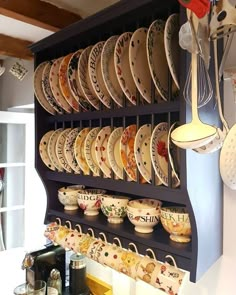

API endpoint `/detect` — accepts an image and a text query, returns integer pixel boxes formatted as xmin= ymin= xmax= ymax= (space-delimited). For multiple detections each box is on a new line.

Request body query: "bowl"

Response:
xmin=77 ymin=188 xmax=106 ymax=216
xmin=160 ymin=207 xmax=191 ymax=243
xmin=58 ymin=185 xmax=85 ymax=210
xmin=127 ymin=199 xmax=162 ymax=233
xmin=100 ymin=194 xmax=130 ymax=223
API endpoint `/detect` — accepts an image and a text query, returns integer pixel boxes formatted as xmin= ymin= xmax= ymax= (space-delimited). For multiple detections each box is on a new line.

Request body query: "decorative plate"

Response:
xmin=147 ymin=19 xmax=177 ymax=100
xmin=49 ymin=57 xmax=72 ymax=113
xmin=88 ymin=41 xmax=112 ymax=109
xmin=64 ymin=127 xmax=81 ymax=174
xmin=74 ymin=127 xmax=90 ymax=175
xmin=59 ymin=53 xmax=79 ymax=112
xmin=47 ymin=129 xmax=64 ymax=171
xmin=78 ymin=46 xmax=100 ymax=110
xmin=150 ymin=122 xmax=180 ymax=188
xmin=84 ymin=127 xmax=100 ymax=176
xmin=164 ymin=13 xmax=180 ymax=90
xmin=134 ymin=124 xmax=161 ymax=184
xmin=34 ymin=61 xmax=55 ymax=115
xmin=94 ymin=126 xmax=112 ymax=178
xmin=42 ymin=61 xmax=64 ymax=114
xmin=56 ymin=128 xmax=73 ymax=173
xmin=129 ymin=27 xmax=153 ymax=103
xmin=120 ymin=125 xmax=145 ymax=182
xmin=39 ymin=130 xmax=56 ymax=171
xmin=114 ymin=32 xmax=137 ymax=105
xmin=107 ymin=127 xmax=124 ymax=179
xmin=67 ymin=50 xmax=91 ymax=111
xmin=101 ymin=35 xmax=124 ymax=107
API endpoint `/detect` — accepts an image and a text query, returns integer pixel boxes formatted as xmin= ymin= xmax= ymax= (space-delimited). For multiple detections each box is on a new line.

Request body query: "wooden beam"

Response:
xmin=0 ymin=34 xmax=33 ymax=60
xmin=0 ymin=0 xmax=81 ymax=32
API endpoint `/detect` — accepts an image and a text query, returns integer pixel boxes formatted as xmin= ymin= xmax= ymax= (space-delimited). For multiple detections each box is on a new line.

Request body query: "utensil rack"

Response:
xmin=30 ymin=0 xmax=223 ymax=282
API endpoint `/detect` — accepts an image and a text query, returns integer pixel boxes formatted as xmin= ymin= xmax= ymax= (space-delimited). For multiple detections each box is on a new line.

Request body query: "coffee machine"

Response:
xmin=22 ymin=244 xmax=65 ymax=289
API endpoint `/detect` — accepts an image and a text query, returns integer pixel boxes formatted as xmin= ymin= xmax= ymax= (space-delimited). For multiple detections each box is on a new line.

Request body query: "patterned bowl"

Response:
xmin=58 ymin=185 xmax=85 ymax=210
xmin=160 ymin=207 xmax=191 ymax=243
xmin=77 ymin=188 xmax=106 ymax=216
xmin=100 ymin=194 xmax=130 ymax=223
xmin=127 ymin=199 xmax=162 ymax=233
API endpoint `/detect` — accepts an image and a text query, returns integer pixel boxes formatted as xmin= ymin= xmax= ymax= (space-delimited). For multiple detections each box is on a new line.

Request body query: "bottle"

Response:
xmin=47 ymin=268 xmax=62 ymax=295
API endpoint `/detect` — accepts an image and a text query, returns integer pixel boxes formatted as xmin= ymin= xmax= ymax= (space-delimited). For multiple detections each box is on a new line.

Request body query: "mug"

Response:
xmin=65 ymin=224 xmax=84 ymax=252
xmin=27 ymin=280 xmax=46 ymax=295
xmin=86 ymin=232 xmax=107 ymax=262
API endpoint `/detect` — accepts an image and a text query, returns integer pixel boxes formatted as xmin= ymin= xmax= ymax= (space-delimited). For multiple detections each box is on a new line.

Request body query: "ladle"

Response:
xmin=171 ymin=12 xmax=217 ymax=149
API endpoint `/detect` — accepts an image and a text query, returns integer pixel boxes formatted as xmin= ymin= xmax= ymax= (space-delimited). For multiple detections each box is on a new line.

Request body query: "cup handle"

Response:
xmin=99 ymin=232 xmax=107 ymax=243
xmin=146 ymin=248 xmax=157 ymax=260
xmin=65 ymin=220 xmax=72 ymax=229
xmin=75 ymin=224 xmax=82 ymax=234
xmin=55 ymin=217 xmax=61 ymax=226
xmin=87 ymin=227 xmax=95 ymax=237
xmin=128 ymin=242 xmax=138 ymax=253
xmin=113 ymin=237 xmax=122 ymax=247
xmin=165 ymin=254 xmax=177 ymax=268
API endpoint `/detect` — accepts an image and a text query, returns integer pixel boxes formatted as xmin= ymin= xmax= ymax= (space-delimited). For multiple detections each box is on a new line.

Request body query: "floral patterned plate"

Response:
xmin=107 ymin=127 xmax=124 ymax=180
xmin=78 ymin=46 xmax=100 ymax=110
xmin=84 ymin=127 xmax=100 ymax=176
xmin=134 ymin=124 xmax=161 ymax=184
xmin=95 ymin=126 xmax=112 ymax=178
xmin=47 ymin=129 xmax=64 ymax=171
xmin=88 ymin=41 xmax=111 ymax=109
xmin=39 ymin=130 xmax=56 ymax=171
xmin=67 ymin=50 xmax=91 ymax=111
xmin=59 ymin=54 xmax=79 ymax=112
xmin=64 ymin=127 xmax=81 ymax=174
xmin=34 ymin=61 xmax=55 ymax=115
xmin=150 ymin=122 xmax=180 ymax=188
xmin=101 ymin=35 xmax=124 ymax=107
xmin=49 ymin=57 xmax=72 ymax=113
xmin=74 ymin=127 xmax=90 ymax=175
xmin=114 ymin=32 xmax=137 ymax=105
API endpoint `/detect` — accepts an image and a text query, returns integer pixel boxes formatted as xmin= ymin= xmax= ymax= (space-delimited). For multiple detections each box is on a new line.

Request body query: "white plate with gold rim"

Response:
xmin=88 ymin=41 xmax=111 ymax=109
xmin=107 ymin=127 xmax=124 ymax=179
xmin=74 ymin=127 xmax=90 ymax=175
xmin=39 ymin=130 xmax=56 ymax=171
xmin=95 ymin=126 xmax=112 ymax=178
xmin=67 ymin=50 xmax=91 ymax=111
xmin=101 ymin=35 xmax=124 ymax=107
xmin=56 ymin=128 xmax=73 ymax=173
xmin=134 ymin=124 xmax=161 ymax=185
xmin=84 ymin=127 xmax=100 ymax=176
xmin=78 ymin=46 xmax=100 ymax=110
xmin=114 ymin=32 xmax=137 ymax=105
xmin=49 ymin=57 xmax=72 ymax=113
xmin=150 ymin=122 xmax=180 ymax=188
xmin=47 ymin=129 xmax=64 ymax=171
xmin=64 ymin=127 xmax=81 ymax=174
xmin=59 ymin=53 xmax=79 ymax=112
xmin=34 ymin=61 xmax=55 ymax=115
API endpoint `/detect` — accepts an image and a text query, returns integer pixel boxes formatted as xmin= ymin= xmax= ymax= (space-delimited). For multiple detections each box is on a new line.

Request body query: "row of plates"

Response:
xmin=39 ymin=123 xmax=180 ymax=188
xmin=34 ymin=14 xmax=180 ymax=115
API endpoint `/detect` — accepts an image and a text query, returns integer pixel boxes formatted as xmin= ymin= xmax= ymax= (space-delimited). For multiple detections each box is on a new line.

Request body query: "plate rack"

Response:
xmin=30 ymin=0 xmax=223 ymax=282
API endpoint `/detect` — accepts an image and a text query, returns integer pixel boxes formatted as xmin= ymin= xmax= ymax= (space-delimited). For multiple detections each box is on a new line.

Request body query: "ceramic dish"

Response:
xmin=150 ymin=122 xmax=180 ymax=188
xmin=129 ymin=27 xmax=153 ymax=103
xmin=88 ymin=41 xmax=112 ymax=108
xmin=59 ymin=53 xmax=79 ymax=111
xmin=147 ymin=19 xmax=177 ymax=100
xmin=78 ymin=46 xmax=100 ymax=110
xmin=164 ymin=13 xmax=180 ymax=90
xmin=47 ymin=129 xmax=64 ymax=171
xmin=114 ymin=32 xmax=137 ymax=105
xmin=101 ymin=35 xmax=124 ymax=107
xmin=134 ymin=124 xmax=161 ymax=185
xmin=34 ymin=61 xmax=55 ymax=115
xmin=67 ymin=50 xmax=91 ymax=111
xmin=55 ymin=128 xmax=73 ymax=172
xmin=107 ymin=127 xmax=124 ymax=179
xmin=39 ymin=130 xmax=56 ymax=171
xmin=42 ymin=61 xmax=64 ymax=114
xmin=120 ymin=124 xmax=145 ymax=182
xmin=74 ymin=127 xmax=90 ymax=175
xmin=64 ymin=127 xmax=81 ymax=173
xmin=94 ymin=126 xmax=112 ymax=178
xmin=49 ymin=57 xmax=72 ymax=113
xmin=84 ymin=127 xmax=100 ymax=176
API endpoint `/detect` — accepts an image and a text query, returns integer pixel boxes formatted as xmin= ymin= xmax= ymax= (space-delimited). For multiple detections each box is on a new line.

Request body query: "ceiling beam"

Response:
xmin=0 ymin=34 xmax=33 ymax=60
xmin=0 ymin=0 xmax=81 ymax=32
